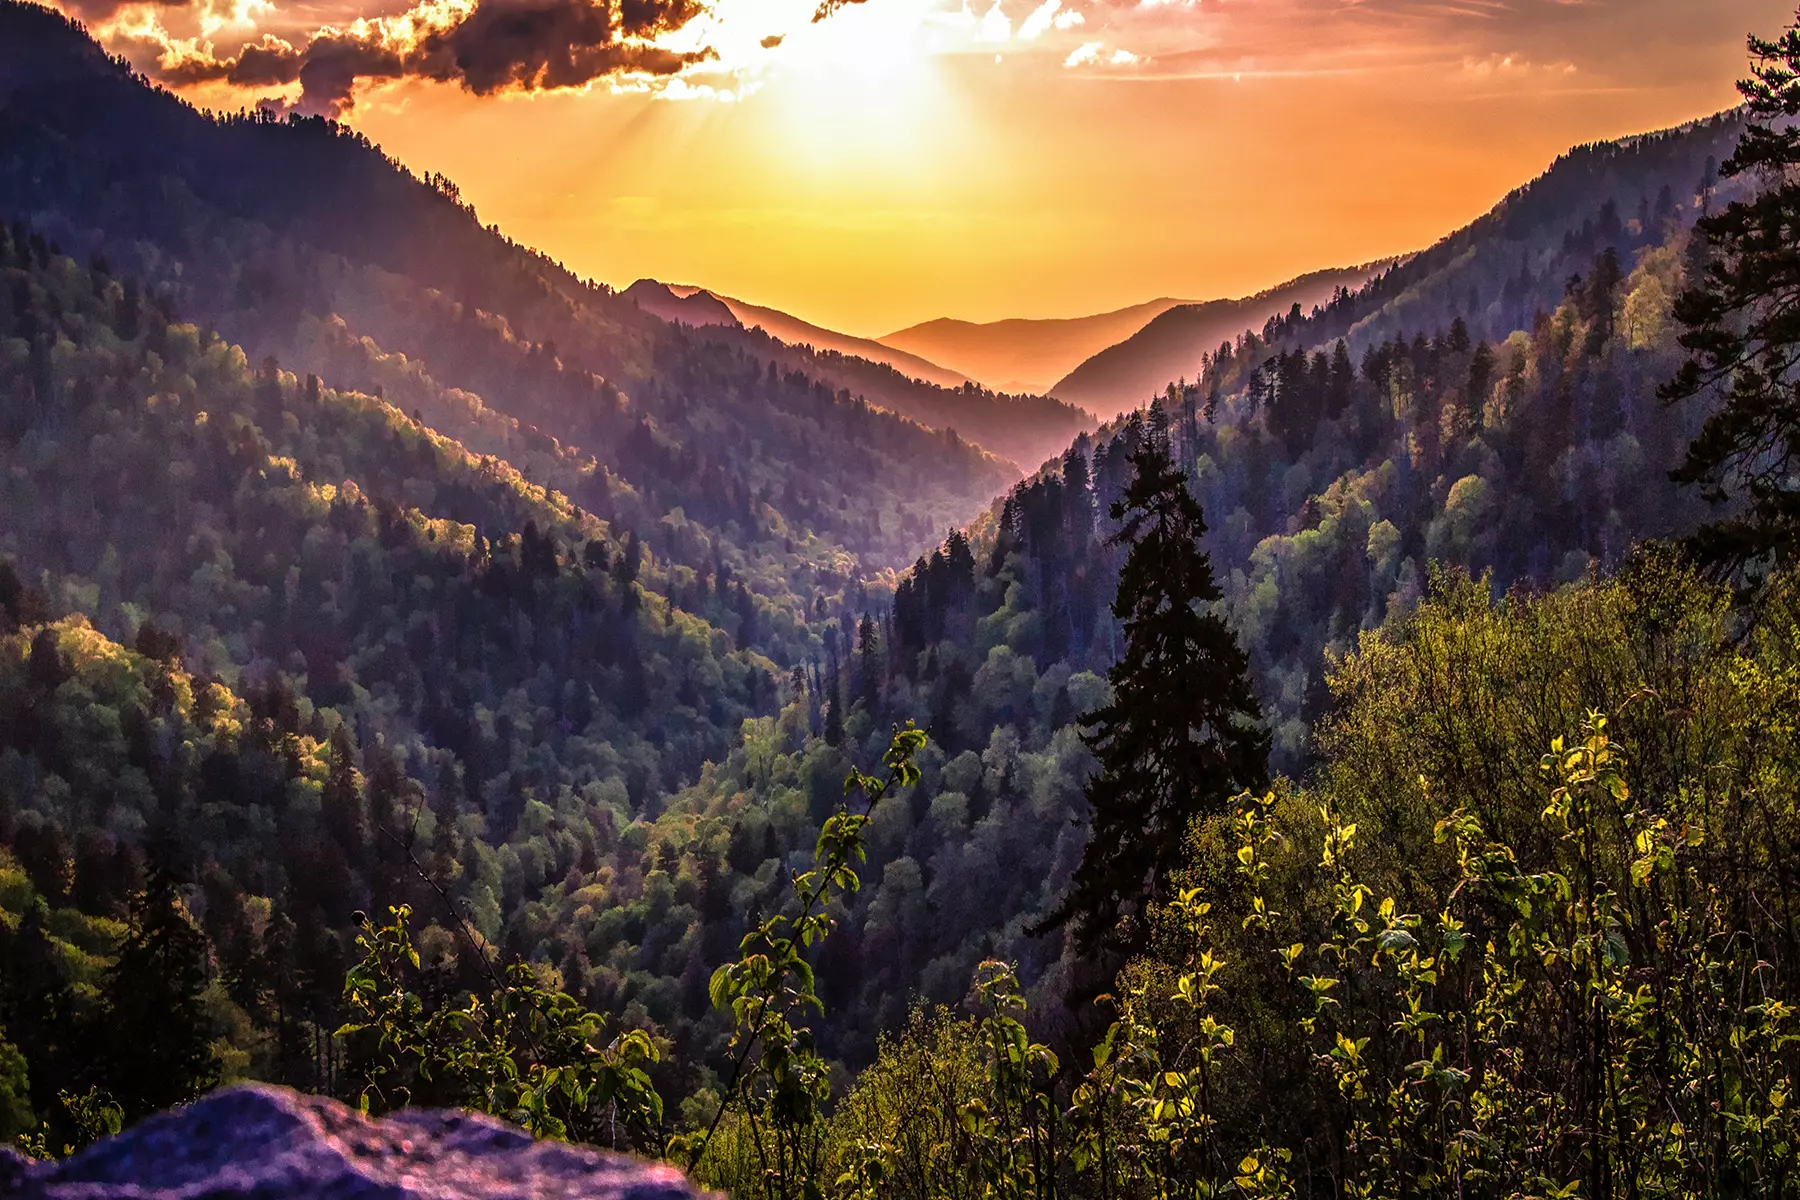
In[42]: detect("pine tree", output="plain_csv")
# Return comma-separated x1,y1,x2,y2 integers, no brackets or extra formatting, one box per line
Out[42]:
856,613,880,713
1467,341,1496,429
1664,19,1800,575
824,649,845,748
102,863,221,1119
1043,428,1268,953
321,724,366,866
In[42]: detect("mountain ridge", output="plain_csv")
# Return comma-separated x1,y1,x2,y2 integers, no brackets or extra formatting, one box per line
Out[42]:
877,297,1193,395
655,282,975,390
1047,264,1385,418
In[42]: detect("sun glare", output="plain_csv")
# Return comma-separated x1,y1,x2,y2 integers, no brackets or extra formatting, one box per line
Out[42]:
707,0,951,162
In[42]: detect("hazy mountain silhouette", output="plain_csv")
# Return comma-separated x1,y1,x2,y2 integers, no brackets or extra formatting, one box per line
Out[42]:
1049,266,1381,418
654,282,974,389
622,279,742,328
879,298,1191,395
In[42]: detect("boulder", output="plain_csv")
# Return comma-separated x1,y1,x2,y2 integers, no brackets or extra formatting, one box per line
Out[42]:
8,1083,709,1199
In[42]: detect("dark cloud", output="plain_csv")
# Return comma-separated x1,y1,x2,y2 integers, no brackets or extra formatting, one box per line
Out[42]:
154,0,713,116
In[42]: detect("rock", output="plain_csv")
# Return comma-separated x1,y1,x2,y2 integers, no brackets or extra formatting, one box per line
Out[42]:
1,1142,31,1192
9,1083,710,1199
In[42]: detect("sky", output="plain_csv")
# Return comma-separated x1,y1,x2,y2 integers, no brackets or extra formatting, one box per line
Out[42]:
68,0,1797,335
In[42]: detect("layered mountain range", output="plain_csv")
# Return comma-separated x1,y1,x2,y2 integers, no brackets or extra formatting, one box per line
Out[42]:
0,0,1753,1137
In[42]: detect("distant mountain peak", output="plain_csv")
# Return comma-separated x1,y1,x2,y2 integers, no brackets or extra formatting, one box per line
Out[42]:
1048,266,1383,419
876,298,1197,395
622,279,740,328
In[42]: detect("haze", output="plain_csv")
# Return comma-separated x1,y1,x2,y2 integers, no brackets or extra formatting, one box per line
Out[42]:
77,0,1788,335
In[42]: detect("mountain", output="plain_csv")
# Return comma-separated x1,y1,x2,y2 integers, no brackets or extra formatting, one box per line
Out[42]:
878,298,1189,396
621,279,740,328
535,109,1747,1083
661,283,973,390
0,0,1763,1157
642,283,1091,471
883,106,1746,771
1047,265,1381,418
0,1,1019,570
0,0,1027,1102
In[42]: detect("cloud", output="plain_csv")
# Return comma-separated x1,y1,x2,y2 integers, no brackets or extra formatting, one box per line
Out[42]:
1063,38,1139,67
1461,52,1577,78
1051,7,1082,29
1063,38,1099,65
59,0,186,25
975,0,1011,43
1063,0,1768,89
139,0,715,116
1016,0,1058,40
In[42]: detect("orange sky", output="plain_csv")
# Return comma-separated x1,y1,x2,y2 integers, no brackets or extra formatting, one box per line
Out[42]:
87,0,1794,334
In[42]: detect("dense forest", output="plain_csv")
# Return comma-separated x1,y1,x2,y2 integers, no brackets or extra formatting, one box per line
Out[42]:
6,0,1800,1195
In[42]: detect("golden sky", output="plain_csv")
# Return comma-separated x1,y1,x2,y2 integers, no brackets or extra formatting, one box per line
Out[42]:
81,0,1793,335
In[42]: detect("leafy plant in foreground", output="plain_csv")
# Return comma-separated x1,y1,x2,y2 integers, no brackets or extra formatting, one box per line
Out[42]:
10,1087,122,1161
337,904,663,1147
686,722,927,1197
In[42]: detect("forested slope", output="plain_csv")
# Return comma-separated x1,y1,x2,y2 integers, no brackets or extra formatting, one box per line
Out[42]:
0,230,782,1108
880,109,1746,769
0,2,1077,1124
488,107,1757,1091
0,0,1035,561
0,0,1774,1171
1048,265,1378,418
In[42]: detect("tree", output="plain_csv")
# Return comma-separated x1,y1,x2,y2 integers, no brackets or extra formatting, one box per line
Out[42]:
321,724,366,865
1584,246,1623,352
856,613,880,712
101,863,221,1119
1042,429,1268,954
824,651,845,748
1327,339,1355,420
1466,340,1495,429
0,1027,32,1143
1663,18,1800,576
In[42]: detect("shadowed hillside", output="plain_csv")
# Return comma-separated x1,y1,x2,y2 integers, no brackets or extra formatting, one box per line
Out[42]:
879,297,1189,395
1048,265,1381,418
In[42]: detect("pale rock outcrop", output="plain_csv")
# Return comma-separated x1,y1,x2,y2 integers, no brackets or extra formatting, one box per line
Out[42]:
4,1083,708,1199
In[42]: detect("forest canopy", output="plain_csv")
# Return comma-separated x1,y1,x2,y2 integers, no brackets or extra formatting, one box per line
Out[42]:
3,2,1799,1196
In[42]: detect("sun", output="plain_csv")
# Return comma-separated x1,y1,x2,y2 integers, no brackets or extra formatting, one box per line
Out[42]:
785,0,938,78
682,0,948,114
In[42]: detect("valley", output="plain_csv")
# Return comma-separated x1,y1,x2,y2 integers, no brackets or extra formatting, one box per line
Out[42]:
2,0,1797,1193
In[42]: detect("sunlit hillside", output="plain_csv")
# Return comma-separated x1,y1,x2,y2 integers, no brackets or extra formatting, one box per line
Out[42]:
5,0,1800,1194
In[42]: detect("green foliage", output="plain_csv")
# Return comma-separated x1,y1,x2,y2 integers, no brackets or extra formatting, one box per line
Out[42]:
686,723,925,1197
12,1088,122,1161
337,904,663,1146
810,560,1800,1196
822,1006,988,1197
951,963,1061,1199
0,1026,32,1144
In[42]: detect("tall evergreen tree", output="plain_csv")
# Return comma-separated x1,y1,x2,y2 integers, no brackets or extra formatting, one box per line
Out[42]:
824,647,845,748
1664,18,1800,575
1042,429,1268,953
856,613,880,712
102,863,221,1118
